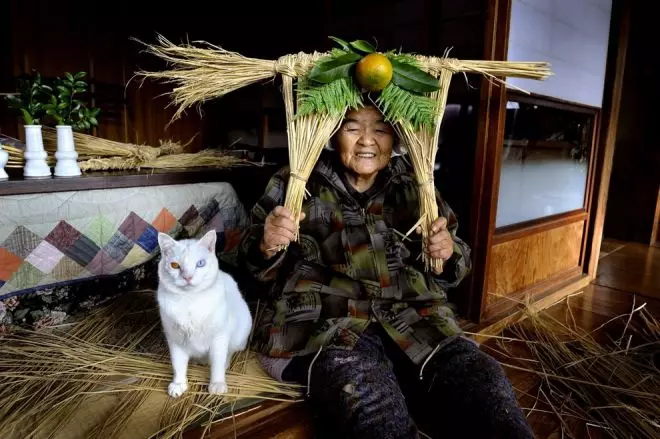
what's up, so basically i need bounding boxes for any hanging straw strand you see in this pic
[397,68,453,272]
[279,54,345,242]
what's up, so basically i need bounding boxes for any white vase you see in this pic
[0,145,8,180]
[23,125,51,178]
[54,125,81,177]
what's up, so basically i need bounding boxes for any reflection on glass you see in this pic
[496,98,594,228]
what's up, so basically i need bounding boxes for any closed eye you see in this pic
[196,259,206,268]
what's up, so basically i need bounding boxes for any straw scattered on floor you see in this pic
[0,292,302,439]
[482,297,660,439]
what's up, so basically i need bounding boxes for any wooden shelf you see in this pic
[0,165,278,197]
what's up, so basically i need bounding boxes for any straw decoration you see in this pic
[0,292,302,439]
[394,68,453,272]
[483,297,660,438]
[77,150,250,172]
[280,59,345,239]
[136,38,551,121]
[41,127,189,160]
[135,35,324,120]
[136,40,551,251]
[3,131,247,172]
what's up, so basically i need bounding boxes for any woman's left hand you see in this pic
[417,217,454,271]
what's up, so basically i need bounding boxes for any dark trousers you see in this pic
[285,324,534,439]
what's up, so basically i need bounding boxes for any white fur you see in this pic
[156,229,252,398]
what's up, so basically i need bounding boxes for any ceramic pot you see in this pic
[23,125,51,178]
[54,125,81,177]
[0,145,8,180]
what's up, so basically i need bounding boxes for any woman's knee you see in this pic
[309,338,417,438]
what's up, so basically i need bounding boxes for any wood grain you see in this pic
[650,186,660,246]
[483,240,660,438]
[585,0,631,277]
[493,209,587,245]
[467,0,512,322]
[183,401,313,439]
[487,220,585,305]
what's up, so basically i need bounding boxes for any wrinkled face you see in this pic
[157,230,218,290]
[336,106,394,181]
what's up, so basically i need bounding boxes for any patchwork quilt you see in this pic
[0,182,249,329]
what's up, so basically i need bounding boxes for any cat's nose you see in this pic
[183,275,193,283]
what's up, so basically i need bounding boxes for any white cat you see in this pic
[156,229,252,398]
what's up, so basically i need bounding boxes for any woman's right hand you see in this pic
[260,206,306,259]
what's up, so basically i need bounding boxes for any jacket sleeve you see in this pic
[238,167,290,282]
[431,190,472,289]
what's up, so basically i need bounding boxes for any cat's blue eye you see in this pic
[196,259,206,268]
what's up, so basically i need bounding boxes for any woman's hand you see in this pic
[417,217,454,274]
[260,206,306,259]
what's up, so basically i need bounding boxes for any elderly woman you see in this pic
[240,105,532,439]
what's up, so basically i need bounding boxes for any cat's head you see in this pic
[157,230,219,291]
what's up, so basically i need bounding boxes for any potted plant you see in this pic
[44,72,100,177]
[5,71,52,178]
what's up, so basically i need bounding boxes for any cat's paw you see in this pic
[208,381,228,395]
[168,381,188,398]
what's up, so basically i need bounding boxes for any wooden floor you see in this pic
[187,240,660,438]
[494,240,660,438]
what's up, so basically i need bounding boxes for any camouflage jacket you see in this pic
[239,152,471,379]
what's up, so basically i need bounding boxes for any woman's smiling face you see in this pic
[336,105,394,185]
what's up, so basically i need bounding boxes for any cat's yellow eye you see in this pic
[170,262,180,269]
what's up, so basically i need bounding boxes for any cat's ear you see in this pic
[158,233,177,257]
[198,229,217,253]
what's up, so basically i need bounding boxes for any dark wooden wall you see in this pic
[1,0,486,221]
[1,0,487,315]
[603,1,660,244]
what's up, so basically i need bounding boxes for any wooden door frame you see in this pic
[467,0,631,323]
[584,0,631,276]
[466,0,511,321]
[649,186,660,247]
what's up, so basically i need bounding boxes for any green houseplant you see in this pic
[4,71,52,177]
[43,71,100,177]
[44,72,100,132]
[5,71,51,125]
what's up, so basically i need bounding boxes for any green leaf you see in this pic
[389,58,440,93]
[91,107,101,117]
[297,77,363,117]
[89,117,98,126]
[308,52,361,84]
[57,102,68,109]
[349,40,376,54]
[20,108,33,125]
[65,72,74,82]
[329,36,352,52]
[74,71,86,79]
[41,84,53,92]
[376,83,437,131]
[57,85,70,95]
[74,81,86,88]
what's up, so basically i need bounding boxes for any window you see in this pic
[496,95,595,228]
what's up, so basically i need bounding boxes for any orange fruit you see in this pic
[355,53,393,92]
